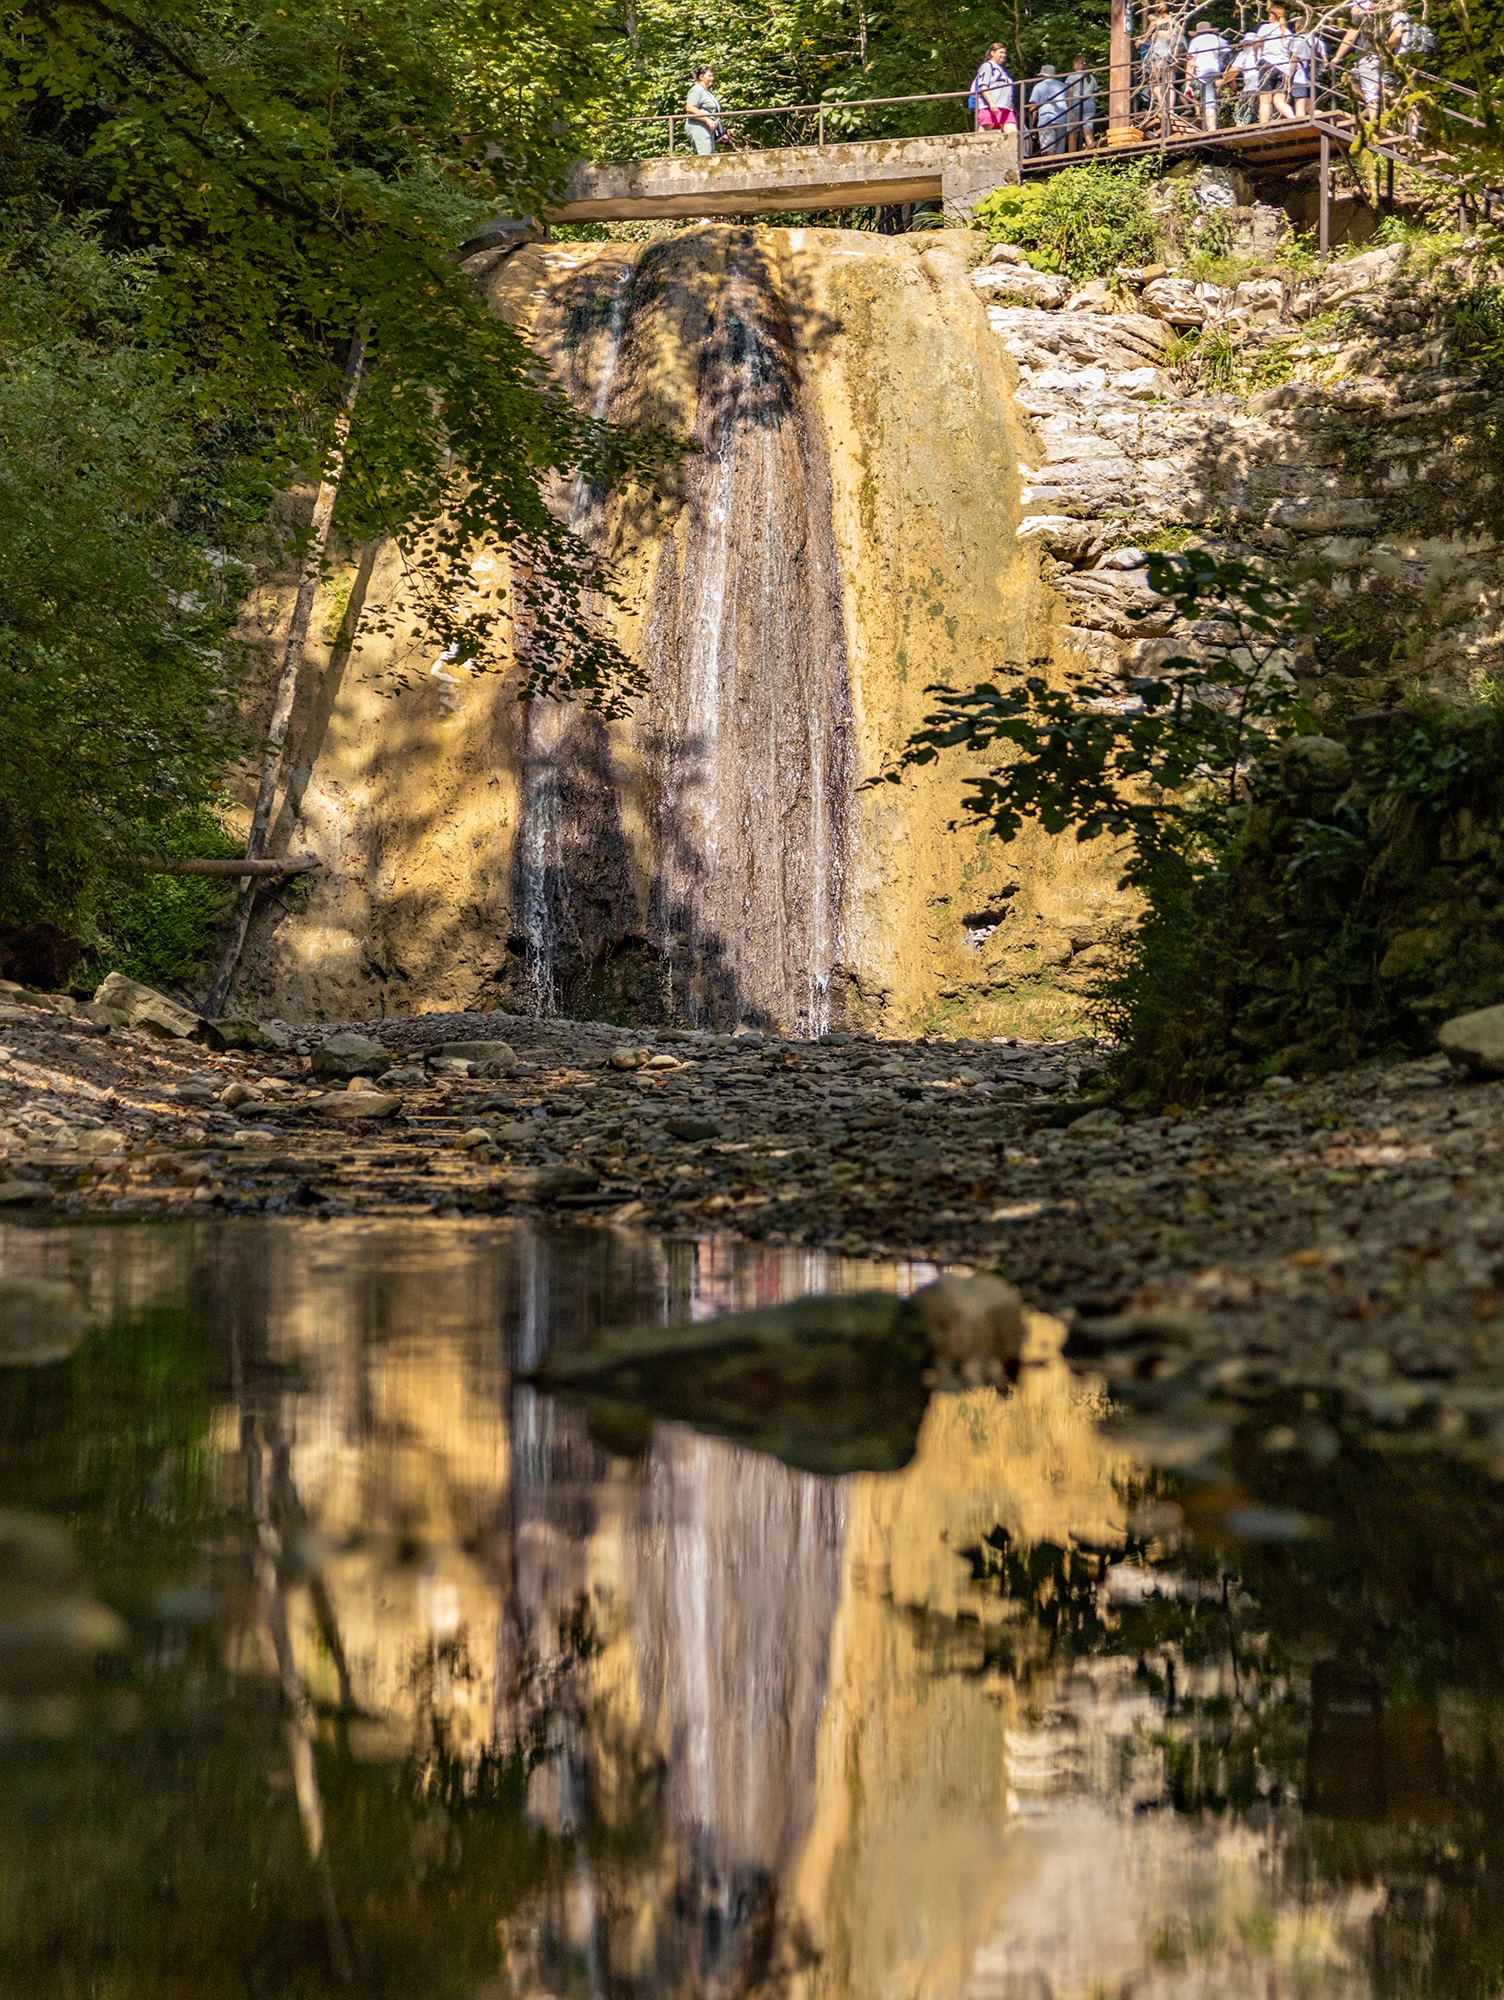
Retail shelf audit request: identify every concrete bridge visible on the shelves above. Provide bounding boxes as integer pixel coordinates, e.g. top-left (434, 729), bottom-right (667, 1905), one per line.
top-left (545, 129), bottom-right (1020, 226)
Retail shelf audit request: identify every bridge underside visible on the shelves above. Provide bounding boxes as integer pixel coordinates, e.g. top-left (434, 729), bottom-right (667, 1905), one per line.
top-left (547, 130), bottom-right (1019, 224)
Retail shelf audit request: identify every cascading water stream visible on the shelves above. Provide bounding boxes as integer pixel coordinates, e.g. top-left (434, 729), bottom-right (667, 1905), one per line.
top-left (645, 234), bottom-right (854, 1035)
top-left (515, 261), bottom-right (636, 1015)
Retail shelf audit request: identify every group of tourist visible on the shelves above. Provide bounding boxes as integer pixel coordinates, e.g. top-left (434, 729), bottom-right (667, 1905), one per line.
top-left (971, 44), bottom-right (1100, 153)
top-left (965, 0), bottom-right (1432, 152)
top-left (678, 2), bottom-right (1428, 163)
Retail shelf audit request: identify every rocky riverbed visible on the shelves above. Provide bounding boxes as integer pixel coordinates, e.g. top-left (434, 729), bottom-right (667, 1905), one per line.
top-left (10, 994), bottom-right (1504, 1461)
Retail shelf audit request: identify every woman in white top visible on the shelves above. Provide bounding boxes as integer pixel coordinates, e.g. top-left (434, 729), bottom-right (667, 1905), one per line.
top-left (971, 44), bottom-right (1017, 130)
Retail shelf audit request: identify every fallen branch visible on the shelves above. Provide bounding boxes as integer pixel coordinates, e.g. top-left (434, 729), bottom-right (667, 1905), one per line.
top-left (131, 855), bottom-right (322, 879)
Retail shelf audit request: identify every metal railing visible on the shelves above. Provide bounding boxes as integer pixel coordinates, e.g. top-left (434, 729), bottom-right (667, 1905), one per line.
top-left (605, 86), bottom-right (979, 161)
top-left (592, 51), bottom-right (1488, 170)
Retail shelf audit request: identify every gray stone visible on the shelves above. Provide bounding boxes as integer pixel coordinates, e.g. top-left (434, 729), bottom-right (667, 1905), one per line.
top-left (306, 1090), bottom-right (401, 1119)
top-left (1266, 496), bottom-right (1380, 534)
top-left (309, 1032), bottom-right (392, 1081)
top-left (495, 1165), bottom-right (598, 1202)
top-left (426, 1040), bottom-right (516, 1068)
top-left (203, 1017), bottom-right (291, 1053)
top-left (0, 1278), bottom-right (89, 1364)
top-left (1141, 277), bottom-right (1211, 327)
top-left (667, 1115), bottom-right (721, 1142)
top-left (0, 1181), bottom-right (53, 1206)
top-left (974, 264), bottom-right (1071, 309)
top-left (91, 972), bottom-right (202, 1040)
top-left (1438, 1005), bottom-right (1504, 1076)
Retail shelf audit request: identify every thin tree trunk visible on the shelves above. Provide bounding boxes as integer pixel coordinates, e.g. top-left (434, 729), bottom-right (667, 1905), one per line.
top-left (206, 331), bottom-right (365, 1018)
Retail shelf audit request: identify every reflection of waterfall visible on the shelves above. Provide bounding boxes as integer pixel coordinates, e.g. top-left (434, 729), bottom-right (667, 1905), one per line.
top-left (636, 1429), bottom-right (845, 1990)
top-left (647, 235), bottom-right (854, 1034)
top-left (516, 261), bottom-right (636, 1016)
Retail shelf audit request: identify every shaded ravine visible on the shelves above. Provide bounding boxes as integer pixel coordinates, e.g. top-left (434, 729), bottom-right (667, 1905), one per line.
top-left (515, 234), bottom-right (855, 1035)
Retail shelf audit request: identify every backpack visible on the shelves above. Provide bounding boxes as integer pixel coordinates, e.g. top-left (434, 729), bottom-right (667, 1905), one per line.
top-left (1400, 18), bottom-right (1437, 53)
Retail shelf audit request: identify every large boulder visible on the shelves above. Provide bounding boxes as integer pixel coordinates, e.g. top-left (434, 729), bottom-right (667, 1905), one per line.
top-left (425, 1040), bottom-right (516, 1069)
top-left (1439, 1005), bottom-right (1504, 1075)
top-left (974, 264), bottom-right (1071, 309)
top-left (91, 972), bottom-right (202, 1040)
top-left (203, 1017), bottom-right (291, 1053)
top-left (309, 1032), bottom-right (392, 1081)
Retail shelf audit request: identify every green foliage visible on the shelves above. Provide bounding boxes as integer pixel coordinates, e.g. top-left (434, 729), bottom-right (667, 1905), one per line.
top-left (0, 0), bottom-right (674, 936)
top-left (80, 805), bottom-right (241, 995)
top-left (972, 163), bottom-right (1160, 282)
top-left (1454, 280), bottom-right (1504, 376)
top-left (0, 215), bottom-right (244, 929)
top-left (1177, 324), bottom-right (1297, 397)
top-left (594, 0), bottom-right (1110, 154)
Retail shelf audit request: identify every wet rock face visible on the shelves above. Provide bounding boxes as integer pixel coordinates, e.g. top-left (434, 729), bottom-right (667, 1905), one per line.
top-left (638, 234), bottom-right (854, 1036)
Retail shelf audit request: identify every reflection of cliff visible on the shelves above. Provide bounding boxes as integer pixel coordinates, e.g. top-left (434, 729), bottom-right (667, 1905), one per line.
top-left (782, 1347), bottom-right (1130, 2000)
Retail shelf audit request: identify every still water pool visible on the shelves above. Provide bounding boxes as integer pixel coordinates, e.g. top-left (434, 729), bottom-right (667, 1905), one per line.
top-left (0, 1216), bottom-right (1501, 1998)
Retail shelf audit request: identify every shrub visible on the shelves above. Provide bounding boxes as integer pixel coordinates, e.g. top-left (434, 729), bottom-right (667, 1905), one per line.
top-left (78, 805), bottom-right (243, 997)
top-left (972, 162), bottom-right (1160, 280)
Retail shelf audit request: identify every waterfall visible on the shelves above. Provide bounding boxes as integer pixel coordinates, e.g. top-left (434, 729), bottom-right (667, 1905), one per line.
top-left (645, 233), bottom-right (854, 1034)
top-left (508, 233), bottom-right (855, 1036)
top-left (515, 259), bottom-right (636, 1016)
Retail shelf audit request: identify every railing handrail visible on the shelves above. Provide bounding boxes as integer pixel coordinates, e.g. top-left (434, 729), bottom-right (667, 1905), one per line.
top-left (617, 85), bottom-right (978, 126)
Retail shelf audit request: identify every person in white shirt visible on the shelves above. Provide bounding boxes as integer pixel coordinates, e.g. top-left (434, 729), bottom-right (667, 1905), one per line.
top-left (1285, 26), bottom-right (1324, 114)
top-left (1253, 5), bottom-right (1294, 121)
top-left (1228, 31), bottom-right (1264, 122)
top-left (1184, 21), bottom-right (1231, 129)
top-left (971, 44), bottom-right (1018, 130)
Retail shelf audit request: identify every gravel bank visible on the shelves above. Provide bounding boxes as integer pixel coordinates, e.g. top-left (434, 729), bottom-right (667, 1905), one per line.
top-left (7, 1002), bottom-right (1504, 1450)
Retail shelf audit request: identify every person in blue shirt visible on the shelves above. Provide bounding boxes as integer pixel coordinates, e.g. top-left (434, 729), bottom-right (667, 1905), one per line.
top-left (1066, 56), bottom-right (1099, 149)
top-left (1029, 64), bottom-right (1070, 153)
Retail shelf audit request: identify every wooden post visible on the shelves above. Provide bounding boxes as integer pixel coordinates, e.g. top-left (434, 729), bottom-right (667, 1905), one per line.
top-left (1319, 128), bottom-right (1331, 253)
top-left (205, 331), bottom-right (365, 1018)
top-left (1107, 0), bottom-right (1140, 144)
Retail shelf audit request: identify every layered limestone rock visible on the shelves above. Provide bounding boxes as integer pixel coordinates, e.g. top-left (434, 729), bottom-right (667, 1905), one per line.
top-left (981, 240), bottom-right (1504, 707)
top-left (231, 228), bottom-right (1125, 1040)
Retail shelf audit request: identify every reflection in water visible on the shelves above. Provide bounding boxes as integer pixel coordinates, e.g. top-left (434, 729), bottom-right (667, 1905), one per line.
top-left (2, 1217), bottom-right (1504, 1997)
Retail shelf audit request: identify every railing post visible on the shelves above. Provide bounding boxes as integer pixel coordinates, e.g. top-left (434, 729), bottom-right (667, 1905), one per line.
top-left (1319, 128), bottom-right (1331, 254)
top-left (818, 106), bottom-right (825, 145)
top-left (668, 113), bottom-right (674, 153)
